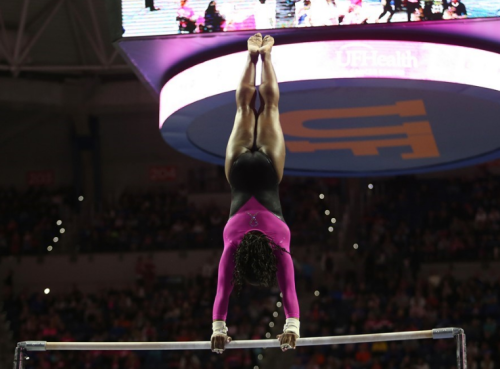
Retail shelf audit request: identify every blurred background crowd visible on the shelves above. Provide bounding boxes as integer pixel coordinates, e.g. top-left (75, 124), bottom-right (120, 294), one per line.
top-left (2, 173), bottom-right (500, 261)
top-left (2, 170), bottom-right (500, 368)
top-left (4, 265), bottom-right (499, 369)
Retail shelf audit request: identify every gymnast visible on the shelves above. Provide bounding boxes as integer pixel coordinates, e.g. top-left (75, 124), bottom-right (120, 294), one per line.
top-left (211, 33), bottom-right (300, 354)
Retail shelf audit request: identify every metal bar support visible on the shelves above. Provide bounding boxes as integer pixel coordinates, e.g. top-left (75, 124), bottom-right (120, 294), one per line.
top-left (456, 331), bottom-right (467, 369)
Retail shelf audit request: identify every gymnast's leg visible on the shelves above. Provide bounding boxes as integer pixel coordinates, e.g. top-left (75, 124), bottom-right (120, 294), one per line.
top-left (255, 35), bottom-right (286, 182)
top-left (254, 36), bottom-right (296, 350)
top-left (213, 33), bottom-right (262, 355)
top-left (224, 33), bottom-right (261, 180)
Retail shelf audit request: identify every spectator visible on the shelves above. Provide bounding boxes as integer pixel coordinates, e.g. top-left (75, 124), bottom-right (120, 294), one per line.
top-left (203, 1), bottom-right (225, 32)
top-left (176, 0), bottom-right (197, 33)
top-left (378, 0), bottom-right (395, 22)
top-left (445, 0), bottom-right (467, 18)
top-left (406, 0), bottom-right (420, 21)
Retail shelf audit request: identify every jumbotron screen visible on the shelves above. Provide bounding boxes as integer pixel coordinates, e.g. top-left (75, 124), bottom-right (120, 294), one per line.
top-left (122, 0), bottom-right (500, 37)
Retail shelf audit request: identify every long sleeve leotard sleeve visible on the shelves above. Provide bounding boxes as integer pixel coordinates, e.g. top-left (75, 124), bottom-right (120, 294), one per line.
top-left (276, 251), bottom-right (300, 319)
top-left (212, 245), bottom-right (235, 321)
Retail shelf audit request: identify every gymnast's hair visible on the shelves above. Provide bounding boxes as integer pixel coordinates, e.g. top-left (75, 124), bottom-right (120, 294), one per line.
top-left (232, 230), bottom-right (291, 294)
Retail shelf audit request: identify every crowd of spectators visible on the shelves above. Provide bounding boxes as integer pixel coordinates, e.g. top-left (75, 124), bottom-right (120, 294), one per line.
top-left (293, 267), bottom-right (500, 369)
top-left (4, 250), bottom-right (499, 369)
top-left (360, 176), bottom-right (500, 263)
top-left (76, 187), bottom-right (227, 253)
top-left (0, 177), bottom-right (338, 256)
top-left (77, 177), bottom-right (338, 253)
top-left (4, 267), bottom-right (282, 369)
top-left (0, 187), bottom-right (73, 256)
top-left (3, 173), bottom-right (500, 264)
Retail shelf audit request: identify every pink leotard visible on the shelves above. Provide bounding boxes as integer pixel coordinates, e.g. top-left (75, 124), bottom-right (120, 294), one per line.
top-left (212, 196), bottom-right (300, 321)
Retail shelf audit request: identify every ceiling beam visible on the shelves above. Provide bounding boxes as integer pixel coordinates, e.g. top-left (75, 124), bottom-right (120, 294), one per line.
top-left (86, 0), bottom-right (107, 65)
top-left (17, 0), bottom-right (66, 66)
top-left (13, 0), bottom-right (30, 68)
top-left (0, 5), bottom-right (13, 64)
top-left (67, 1), bottom-right (107, 65)
top-left (66, 1), bottom-right (87, 65)
top-left (108, 49), bottom-right (119, 65)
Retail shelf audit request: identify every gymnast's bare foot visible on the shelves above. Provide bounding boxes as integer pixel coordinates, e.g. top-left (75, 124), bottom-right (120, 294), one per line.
top-left (248, 33), bottom-right (263, 57)
top-left (259, 35), bottom-right (274, 58)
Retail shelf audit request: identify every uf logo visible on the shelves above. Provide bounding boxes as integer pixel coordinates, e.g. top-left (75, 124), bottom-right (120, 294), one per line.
top-left (281, 100), bottom-right (439, 159)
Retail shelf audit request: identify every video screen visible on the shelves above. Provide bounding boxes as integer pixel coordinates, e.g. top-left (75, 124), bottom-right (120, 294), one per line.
top-left (122, 0), bottom-right (500, 37)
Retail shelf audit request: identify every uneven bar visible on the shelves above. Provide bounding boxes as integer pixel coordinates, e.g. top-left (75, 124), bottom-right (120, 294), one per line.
top-left (18, 328), bottom-right (462, 352)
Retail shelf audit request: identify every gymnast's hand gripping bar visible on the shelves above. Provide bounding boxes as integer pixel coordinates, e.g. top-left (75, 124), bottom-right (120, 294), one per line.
top-left (14, 328), bottom-right (467, 369)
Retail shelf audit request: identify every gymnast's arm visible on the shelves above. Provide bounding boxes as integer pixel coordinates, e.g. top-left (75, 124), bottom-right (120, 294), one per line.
top-left (211, 245), bottom-right (235, 353)
top-left (276, 251), bottom-right (301, 351)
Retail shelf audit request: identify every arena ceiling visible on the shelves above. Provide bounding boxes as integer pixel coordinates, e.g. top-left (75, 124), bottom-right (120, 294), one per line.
top-left (0, 0), bottom-right (131, 80)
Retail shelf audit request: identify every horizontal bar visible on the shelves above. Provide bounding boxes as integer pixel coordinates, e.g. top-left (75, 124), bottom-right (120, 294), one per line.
top-left (18, 329), bottom-right (448, 351)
